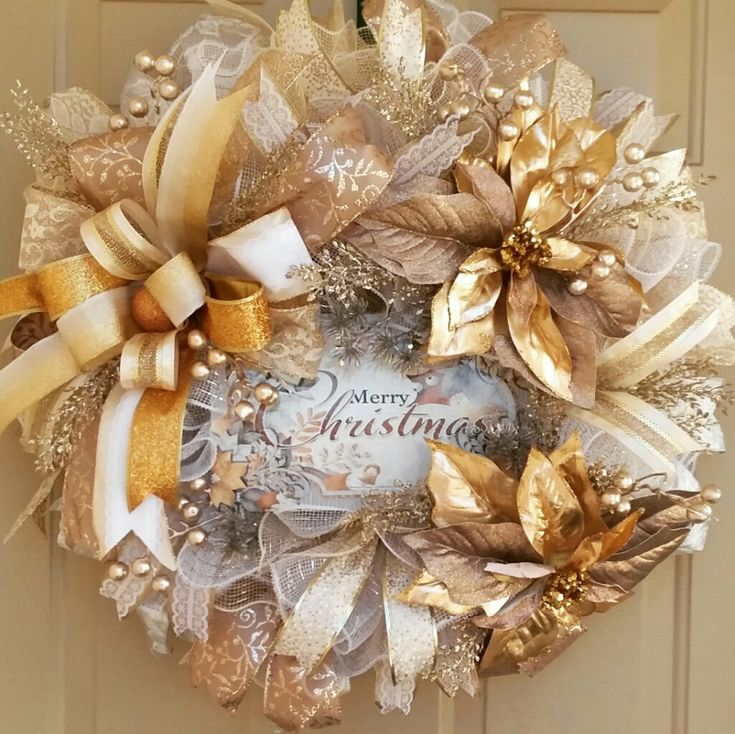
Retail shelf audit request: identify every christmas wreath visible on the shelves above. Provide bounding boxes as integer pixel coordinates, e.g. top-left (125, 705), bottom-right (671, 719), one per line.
top-left (0, 0), bottom-right (731, 728)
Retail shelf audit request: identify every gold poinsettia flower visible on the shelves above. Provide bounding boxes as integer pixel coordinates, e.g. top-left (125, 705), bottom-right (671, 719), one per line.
top-left (429, 108), bottom-right (645, 406)
top-left (401, 436), bottom-right (700, 676)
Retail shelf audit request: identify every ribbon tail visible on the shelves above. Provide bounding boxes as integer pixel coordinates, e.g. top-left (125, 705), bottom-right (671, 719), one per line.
top-left (93, 383), bottom-right (177, 569)
top-left (190, 599), bottom-right (281, 710)
top-left (383, 550), bottom-right (437, 685)
top-left (274, 535), bottom-right (377, 673)
top-left (127, 354), bottom-right (194, 511)
top-left (264, 654), bottom-right (344, 731)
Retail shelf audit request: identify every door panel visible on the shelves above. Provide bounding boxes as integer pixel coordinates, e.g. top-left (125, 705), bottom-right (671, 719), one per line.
top-left (0, 0), bottom-right (733, 732)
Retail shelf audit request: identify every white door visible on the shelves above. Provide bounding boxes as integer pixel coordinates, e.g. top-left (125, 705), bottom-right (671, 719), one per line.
top-left (0, 1), bottom-right (733, 732)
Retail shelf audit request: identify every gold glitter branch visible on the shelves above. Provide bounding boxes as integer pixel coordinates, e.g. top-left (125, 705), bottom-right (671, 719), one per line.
top-left (32, 359), bottom-right (120, 475)
top-left (0, 81), bottom-right (73, 183)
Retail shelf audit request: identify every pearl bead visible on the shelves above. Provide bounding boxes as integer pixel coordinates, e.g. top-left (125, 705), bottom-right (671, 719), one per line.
top-left (206, 349), bottom-right (227, 366)
top-left (253, 382), bottom-right (278, 405)
top-left (128, 96), bottom-right (149, 118)
top-left (551, 168), bottom-right (571, 188)
top-left (439, 63), bottom-right (460, 81)
top-left (622, 171), bottom-right (644, 193)
top-left (130, 557), bottom-right (152, 577)
top-left (177, 494), bottom-right (190, 510)
top-left (616, 499), bottom-right (632, 514)
top-left (154, 54), bottom-right (176, 77)
top-left (498, 119), bottom-right (519, 141)
top-left (567, 278), bottom-right (588, 296)
top-left (450, 99), bottom-right (472, 121)
top-left (616, 472), bottom-right (634, 491)
top-left (190, 477), bottom-right (207, 491)
top-left (106, 562), bottom-right (128, 581)
top-left (187, 330), bottom-right (207, 349)
top-left (188, 528), bottom-right (207, 545)
top-left (234, 401), bottom-right (255, 421)
top-left (599, 251), bottom-right (617, 268)
top-left (574, 166), bottom-right (600, 189)
top-left (590, 262), bottom-right (610, 280)
top-left (134, 50), bottom-right (155, 73)
top-left (641, 166), bottom-right (661, 188)
top-left (700, 484), bottom-right (722, 504)
top-left (687, 500), bottom-right (713, 522)
top-left (151, 576), bottom-right (171, 593)
top-left (513, 91), bottom-right (534, 110)
top-left (482, 83), bottom-right (504, 104)
top-left (190, 361), bottom-right (210, 379)
top-left (158, 78), bottom-right (180, 101)
top-left (601, 491), bottom-right (622, 508)
top-left (624, 143), bottom-right (646, 165)
top-left (181, 503), bottom-right (200, 522)
top-left (437, 104), bottom-right (452, 122)
top-left (108, 113), bottom-right (129, 131)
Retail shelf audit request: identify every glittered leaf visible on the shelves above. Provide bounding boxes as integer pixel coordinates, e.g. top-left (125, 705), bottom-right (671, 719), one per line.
top-left (396, 570), bottom-right (477, 615)
top-left (403, 522), bottom-right (540, 607)
top-left (345, 193), bottom-right (496, 284)
top-left (589, 528), bottom-right (688, 591)
top-left (454, 162), bottom-right (516, 241)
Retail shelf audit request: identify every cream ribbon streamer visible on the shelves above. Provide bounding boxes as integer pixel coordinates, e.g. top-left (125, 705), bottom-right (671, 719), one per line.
top-left (93, 383), bottom-right (177, 569)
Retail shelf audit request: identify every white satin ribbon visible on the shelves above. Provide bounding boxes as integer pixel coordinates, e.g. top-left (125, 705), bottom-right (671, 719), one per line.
top-left (93, 384), bottom-right (176, 569)
top-left (207, 208), bottom-right (313, 301)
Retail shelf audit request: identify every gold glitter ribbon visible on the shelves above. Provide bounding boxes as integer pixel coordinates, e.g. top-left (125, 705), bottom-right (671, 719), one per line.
top-left (204, 274), bottom-right (271, 353)
top-left (0, 254), bottom-right (126, 321)
top-left (127, 351), bottom-right (195, 509)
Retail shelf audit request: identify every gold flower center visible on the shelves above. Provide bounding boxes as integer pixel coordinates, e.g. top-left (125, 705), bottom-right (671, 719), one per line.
top-left (542, 569), bottom-right (589, 611)
top-left (500, 220), bottom-right (551, 277)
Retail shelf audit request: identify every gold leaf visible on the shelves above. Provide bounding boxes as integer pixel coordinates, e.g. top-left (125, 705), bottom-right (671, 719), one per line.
top-left (403, 522), bottom-right (538, 607)
top-left (479, 606), bottom-right (584, 677)
top-left (568, 510), bottom-right (642, 571)
top-left (428, 283), bottom-right (495, 359)
top-left (447, 269), bottom-right (503, 329)
top-left (510, 109), bottom-right (559, 221)
top-left (425, 440), bottom-right (519, 526)
top-left (545, 237), bottom-right (594, 271)
top-left (549, 433), bottom-right (607, 536)
top-left (506, 273), bottom-right (573, 401)
top-left (517, 448), bottom-right (584, 566)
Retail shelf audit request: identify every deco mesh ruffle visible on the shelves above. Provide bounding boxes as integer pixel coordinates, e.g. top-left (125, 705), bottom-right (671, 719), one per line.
top-left (0, 0), bottom-right (732, 729)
